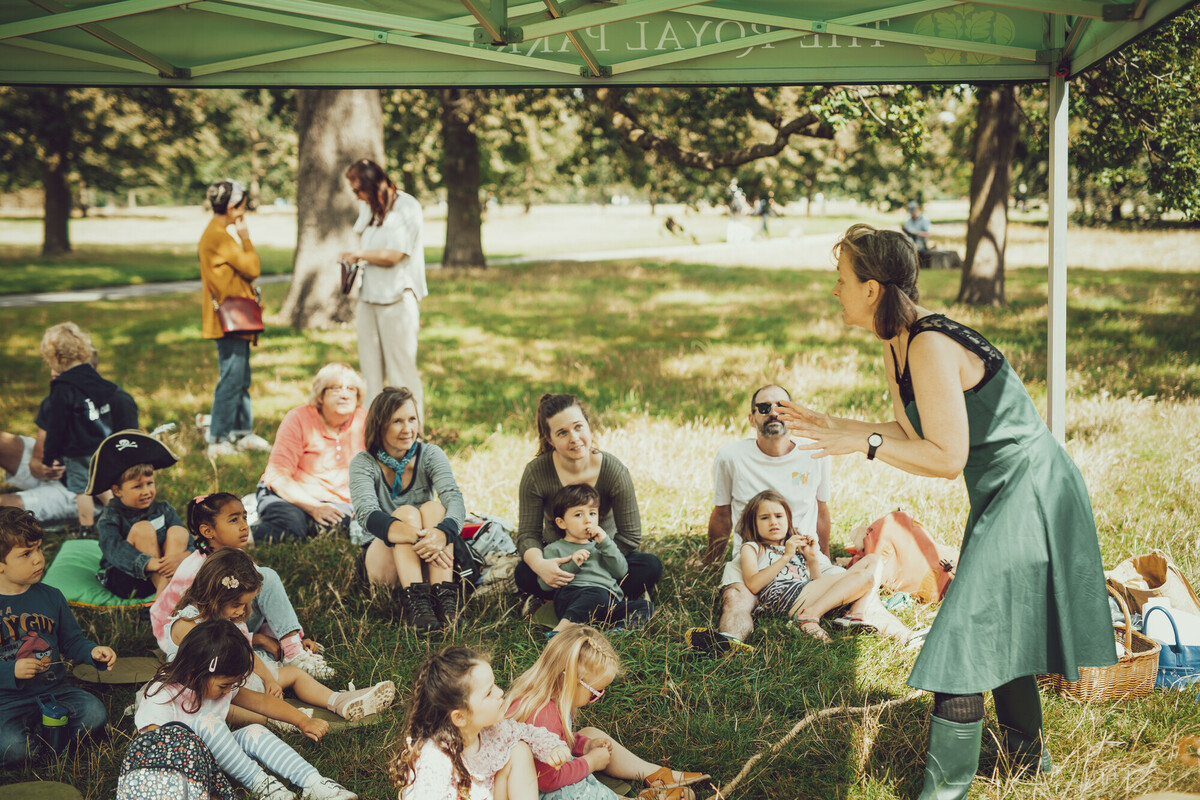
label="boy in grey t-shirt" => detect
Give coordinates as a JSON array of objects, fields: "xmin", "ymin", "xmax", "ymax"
[{"xmin": 538, "ymin": 484, "xmax": 652, "ymax": 635}]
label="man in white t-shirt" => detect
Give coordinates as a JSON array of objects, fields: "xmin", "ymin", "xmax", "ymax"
[{"xmin": 688, "ymin": 383, "xmax": 837, "ymax": 655}]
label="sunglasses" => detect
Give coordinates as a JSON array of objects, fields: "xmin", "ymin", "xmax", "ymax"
[
  {"xmin": 579, "ymin": 678, "xmax": 605, "ymax": 704},
  {"xmin": 753, "ymin": 402, "xmax": 779, "ymax": 415}
]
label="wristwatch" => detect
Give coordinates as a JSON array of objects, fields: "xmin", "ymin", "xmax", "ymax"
[{"xmin": 866, "ymin": 432, "xmax": 883, "ymax": 460}]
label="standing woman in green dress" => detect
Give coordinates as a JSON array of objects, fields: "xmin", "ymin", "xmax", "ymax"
[{"xmin": 777, "ymin": 224, "xmax": 1116, "ymax": 800}]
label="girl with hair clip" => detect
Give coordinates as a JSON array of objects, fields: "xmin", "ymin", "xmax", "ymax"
[
  {"xmin": 165, "ymin": 548, "xmax": 395, "ymax": 729},
  {"xmin": 151, "ymin": 493, "xmax": 334, "ymax": 680},
  {"xmin": 390, "ymin": 645, "xmax": 572, "ymax": 800},
  {"xmin": 341, "ymin": 159, "xmax": 427, "ymax": 411},
  {"xmin": 736, "ymin": 490, "xmax": 919, "ymax": 646},
  {"xmin": 506, "ymin": 626, "xmax": 709, "ymax": 800},
  {"xmin": 135, "ymin": 618, "xmax": 357, "ymax": 800}
]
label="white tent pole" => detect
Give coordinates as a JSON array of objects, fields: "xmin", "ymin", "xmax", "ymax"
[{"xmin": 1047, "ymin": 67, "xmax": 1068, "ymax": 442}]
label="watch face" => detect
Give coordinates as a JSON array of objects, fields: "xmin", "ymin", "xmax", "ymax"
[{"xmin": 868, "ymin": 433, "xmax": 883, "ymax": 446}]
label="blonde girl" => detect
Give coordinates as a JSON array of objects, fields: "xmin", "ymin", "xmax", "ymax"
[
  {"xmin": 167, "ymin": 548, "xmax": 395, "ymax": 729},
  {"xmin": 136, "ymin": 618, "xmax": 355, "ymax": 800},
  {"xmin": 390, "ymin": 645, "xmax": 572, "ymax": 800},
  {"xmin": 738, "ymin": 490, "xmax": 920, "ymax": 646},
  {"xmin": 506, "ymin": 626, "xmax": 709, "ymax": 800}
]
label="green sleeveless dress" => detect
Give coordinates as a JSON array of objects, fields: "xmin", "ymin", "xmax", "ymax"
[{"xmin": 899, "ymin": 315, "xmax": 1117, "ymax": 694}]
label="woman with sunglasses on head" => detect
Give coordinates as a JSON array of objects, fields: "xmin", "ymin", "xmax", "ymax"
[
  {"xmin": 341, "ymin": 159, "xmax": 427, "ymax": 415},
  {"xmin": 200, "ymin": 179, "xmax": 270, "ymax": 459},
  {"xmin": 252, "ymin": 363, "xmax": 368, "ymax": 544},
  {"xmin": 776, "ymin": 224, "xmax": 1116, "ymax": 800}
]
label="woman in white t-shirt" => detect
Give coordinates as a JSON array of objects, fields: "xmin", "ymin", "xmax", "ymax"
[{"xmin": 341, "ymin": 159, "xmax": 427, "ymax": 414}]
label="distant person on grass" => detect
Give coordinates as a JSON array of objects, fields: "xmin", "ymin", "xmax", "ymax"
[
  {"xmin": 342, "ymin": 158, "xmax": 427, "ymax": 415},
  {"xmin": 515, "ymin": 394, "xmax": 662, "ymax": 615},
  {"xmin": 902, "ymin": 200, "xmax": 931, "ymax": 254},
  {"xmin": 200, "ymin": 179, "xmax": 271, "ymax": 459},
  {"xmin": 254, "ymin": 363, "xmax": 368, "ymax": 544},
  {"xmin": 349, "ymin": 386, "xmax": 464, "ymax": 634},
  {"xmin": 38, "ymin": 322, "xmax": 139, "ymax": 532},
  {"xmin": 777, "ymin": 224, "xmax": 1116, "ymax": 800}
]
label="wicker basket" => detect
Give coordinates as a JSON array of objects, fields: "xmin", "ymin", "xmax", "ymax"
[{"xmin": 1037, "ymin": 582, "xmax": 1160, "ymax": 703}]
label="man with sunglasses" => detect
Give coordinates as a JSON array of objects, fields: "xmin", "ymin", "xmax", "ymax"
[{"xmin": 687, "ymin": 384, "xmax": 837, "ymax": 656}]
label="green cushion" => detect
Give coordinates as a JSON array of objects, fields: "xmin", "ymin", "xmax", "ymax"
[
  {"xmin": 597, "ymin": 774, "xmax": 633, "ymax": 796},
  {"xmin": 42, "ymin": 539, "xmax": 153, "ymax": 608},
  {"xmin": 2, "ymin": 782, "xmax": 83, "ymax": 800}
]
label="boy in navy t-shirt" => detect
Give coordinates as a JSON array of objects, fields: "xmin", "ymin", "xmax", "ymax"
[{"xmin": 0, "ymin": 507, "xmax": 116, "ymax": 766}]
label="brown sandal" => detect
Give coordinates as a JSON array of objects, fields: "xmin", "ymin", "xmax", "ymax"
[{"xmin": 636, "ymin": 766, "xmax": 709, "ymax": 799}]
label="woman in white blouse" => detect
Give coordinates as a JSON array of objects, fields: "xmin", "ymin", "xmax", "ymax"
[{"xmin": 341, "ymin": 158, "xmax": 427, "ymax": 416}]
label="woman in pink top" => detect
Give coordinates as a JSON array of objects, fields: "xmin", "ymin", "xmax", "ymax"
[{"xmin": 254, "ymin": 363, "xmax": 368, "ymax": 544}]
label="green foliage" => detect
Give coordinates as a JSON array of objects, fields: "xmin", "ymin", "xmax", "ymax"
[
  {"xmin": 0, "ymin": 87, "xmax": 196, "ymax": 203},
  {"xmin": 1068, "ymin": 6, "xmax": 1200, "ymax": 223}
]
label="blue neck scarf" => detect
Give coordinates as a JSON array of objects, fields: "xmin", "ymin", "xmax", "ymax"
[{"xmin": 377, "ymin": 443, "xmax": 420, "ymax": 498}]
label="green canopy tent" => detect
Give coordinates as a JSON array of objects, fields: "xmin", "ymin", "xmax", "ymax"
[{"xmin": 2, "ymin": 0, "xmax": 1196, "ymax": 438}]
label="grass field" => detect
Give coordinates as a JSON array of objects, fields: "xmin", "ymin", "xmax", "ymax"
[{"xmin": 1, "ymin": 229, "xmax": 1200, "ymax": 799}]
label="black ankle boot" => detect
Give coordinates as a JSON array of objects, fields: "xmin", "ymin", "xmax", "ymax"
[
  {"xmin": 403, "ymin": 582, "xmax": 441, "ymax": 634},
  {"xmin": 431, "ymin": 582, "xmax": 461, "ymax": 626}
]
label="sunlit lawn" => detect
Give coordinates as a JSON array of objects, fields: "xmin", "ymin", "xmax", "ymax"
[{"xmin": 2, "ymin": 249, "xmax": 1199, "ymax": 799}]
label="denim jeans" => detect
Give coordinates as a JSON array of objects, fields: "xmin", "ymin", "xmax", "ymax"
[
  {"xmin": 247, "ymin": 566, "xmax": 304, "ymax": 641},
  {"xmin": 0, "ymin": 685, "xmax": 108, "ymax": 767},
  {"xmin": 254, "ymin": 484, "xmax": 352, "ymax": 544},
  {"xmin": 210, "ymin": 336, "xmax": 253, "ymax": 443}
]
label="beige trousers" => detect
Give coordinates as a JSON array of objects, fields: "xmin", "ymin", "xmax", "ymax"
[{"xmin": 357, "ymin": 291, "xmax": 424, "ymax": 419}]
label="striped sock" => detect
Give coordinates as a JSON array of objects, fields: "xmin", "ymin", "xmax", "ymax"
[
  {"xmin": 234, "ymin": 724, "xmax": 320, "ymax": 788},
  {"xmin": 191, "ymin": 715, "xmax": 268, "ymax": 789}
]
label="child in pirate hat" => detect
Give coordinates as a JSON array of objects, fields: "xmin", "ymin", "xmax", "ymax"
[{"xmin": 88, "ymin": 431, "xmax": 194, "ymax": 600}]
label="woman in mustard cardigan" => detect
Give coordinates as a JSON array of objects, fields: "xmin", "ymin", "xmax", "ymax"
[{"xmin": 199, "ymin": 180, "xmax": 270, "ymax": 459}]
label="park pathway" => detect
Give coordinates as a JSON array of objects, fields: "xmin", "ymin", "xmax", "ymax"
[{"xmin": 0, "ymin": 233, "xmax": 839, "ymax": 309}]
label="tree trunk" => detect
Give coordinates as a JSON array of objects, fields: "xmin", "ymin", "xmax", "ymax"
[
  {"xmin": 957, "ymin": 85, "xmax": 1020, "ymax": 307},
  {"xmin": 282, "ymin": 89, "xmax": 384, "ymax": 329},
  {"xmin": 440, "ymin": 89, "xmax": 486, "ymax": 269},
  {"xmin": 41, "ymin": 93, "xmax": 72, "ymax": 257}
]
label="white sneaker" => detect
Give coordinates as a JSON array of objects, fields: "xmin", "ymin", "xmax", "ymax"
[
  {"xmin": 266, "ymin": 707, "xmax": 313, "ymax": 734},
  {"xmin": 334, "ymin": 680, "xmax": 396, "ymax": 721},
  {"xmin": 252, "ymin": 775, "xmax": 296, "ymax": 800},
  {"xmin": 302, "ymin": 776, "xmax": 357, "ymax": 800},
  {"xmin": 283, "ymin": 649, "xmax": 335, "ymax": 680},
  {"xmin": 206, "ymin": 441, "xmax": 238, "ymax": 459},
  {"xmin": 237, "ymin": 433, "xmax": 273, "ymax": 452}
]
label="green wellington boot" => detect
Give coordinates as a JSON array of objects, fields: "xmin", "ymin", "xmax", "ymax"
[
  {"xmin": 917, "ymin": 715, "xmax": 983, "ymax": 800},
  {"xmin": 992, "ymin": 676, "xmax": 1054, "ymax": 775}
]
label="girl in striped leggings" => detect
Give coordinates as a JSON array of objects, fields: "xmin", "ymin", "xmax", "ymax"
[{"xmin": 134, "ymin": 618, "xmax": 355, "ymax": 800}]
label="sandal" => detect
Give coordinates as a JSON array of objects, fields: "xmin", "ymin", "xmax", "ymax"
[
  {"xmin": 637, "ymin": 766, "xmax": 709, "ymax": 799},
  {"xmin": 789, "ymin": 617, "xmax": 832, "ymax": 644}
]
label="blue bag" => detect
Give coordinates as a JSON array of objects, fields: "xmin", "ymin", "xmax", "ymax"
[{"xmin": 1143, "ymin": 606, "xmax": 1200, "ymax": 689}]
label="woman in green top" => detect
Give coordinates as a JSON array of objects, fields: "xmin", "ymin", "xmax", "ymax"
[
  {"xmin": 515, "ymin": 393, "xmax": 662, "ymax": 603},
  {"xmin": 779, "ymin": 225, "xmax": 1116, "ymax": 800}
]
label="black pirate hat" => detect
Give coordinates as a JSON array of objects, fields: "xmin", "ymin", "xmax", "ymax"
[{"xmin": 85, "ymin": 430, "xmax": 179, "ymax": 495}]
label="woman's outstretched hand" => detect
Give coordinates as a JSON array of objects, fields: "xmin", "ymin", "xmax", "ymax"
[{"xmin": 775, "ymin": 400, "xmax": 861, "ymax": 458}]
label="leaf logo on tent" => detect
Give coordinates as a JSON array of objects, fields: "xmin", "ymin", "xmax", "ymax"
[{"xmin": 914, "ymin": 8, "xmax": 1016, "ymax": 66}]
